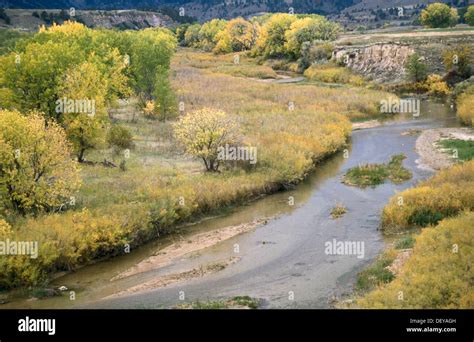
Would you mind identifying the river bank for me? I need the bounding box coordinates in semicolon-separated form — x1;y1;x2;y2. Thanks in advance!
0;99;457;309
0;48;389;300
416;127;474;170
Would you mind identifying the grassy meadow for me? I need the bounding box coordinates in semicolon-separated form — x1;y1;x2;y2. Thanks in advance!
0;47;394;289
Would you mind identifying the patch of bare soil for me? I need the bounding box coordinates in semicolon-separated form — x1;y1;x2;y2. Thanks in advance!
106;257;240;298
352;120;381;130
111;218;269;281
386;249;413;276
415;128;474;171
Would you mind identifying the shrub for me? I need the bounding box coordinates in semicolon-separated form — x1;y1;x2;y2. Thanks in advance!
405;53;428;82
142;100;159;119
304;64;364;86
442;45;472;79
173;108;241;172
0;218;12;237
456;85;474;126
358;212;474;308
394;235;415;249
382;161;474;231
355;249;397;293
0;110;81;215
107;125;134;153
425;74;450;96
330;204;347;219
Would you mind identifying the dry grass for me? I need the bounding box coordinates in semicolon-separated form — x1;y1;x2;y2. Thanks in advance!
382;161;474;232
1;48;396;289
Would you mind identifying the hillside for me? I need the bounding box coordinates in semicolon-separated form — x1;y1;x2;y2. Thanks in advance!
0;8;175;30
1;0;359;22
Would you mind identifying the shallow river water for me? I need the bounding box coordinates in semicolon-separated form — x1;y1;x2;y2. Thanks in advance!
3;100;459;309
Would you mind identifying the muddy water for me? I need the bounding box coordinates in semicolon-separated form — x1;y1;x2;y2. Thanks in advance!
2;100;458;309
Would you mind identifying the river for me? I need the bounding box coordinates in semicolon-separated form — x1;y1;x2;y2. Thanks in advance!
2;99;459;309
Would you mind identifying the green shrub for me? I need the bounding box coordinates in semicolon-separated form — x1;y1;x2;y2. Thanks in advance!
107;125;134;152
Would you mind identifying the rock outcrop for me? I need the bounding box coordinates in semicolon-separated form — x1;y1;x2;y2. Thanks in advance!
333;43;414;83
77;10;175;30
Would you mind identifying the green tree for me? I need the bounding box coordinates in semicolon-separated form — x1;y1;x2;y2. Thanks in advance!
175;23;190;45
420;3;458;28
465;5;474;26
449;8;460;27
0;41;84;121
405;53;428;82
129;28;177;102
153;65;177;121
184;23;201;47
59;62;108;162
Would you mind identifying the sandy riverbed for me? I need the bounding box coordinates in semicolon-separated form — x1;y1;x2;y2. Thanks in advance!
415;127;474;171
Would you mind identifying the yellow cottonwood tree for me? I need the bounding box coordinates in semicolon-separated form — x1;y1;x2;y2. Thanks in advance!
173;108;240;172
59;61;108;162
0;110;81;215
214;18;259;53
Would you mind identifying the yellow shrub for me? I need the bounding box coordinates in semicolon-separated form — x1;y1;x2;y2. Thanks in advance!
425;74;450;96
382;161;474;232
143;100;159;118
0;218;12;237
358;211;474;308
304;64;364;86
457;86;474;126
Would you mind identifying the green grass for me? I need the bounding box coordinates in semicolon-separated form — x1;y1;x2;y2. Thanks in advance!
330;204;347;219
438;139;474;162
343;154;412;187
394;235;415;249
355;250;396;293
